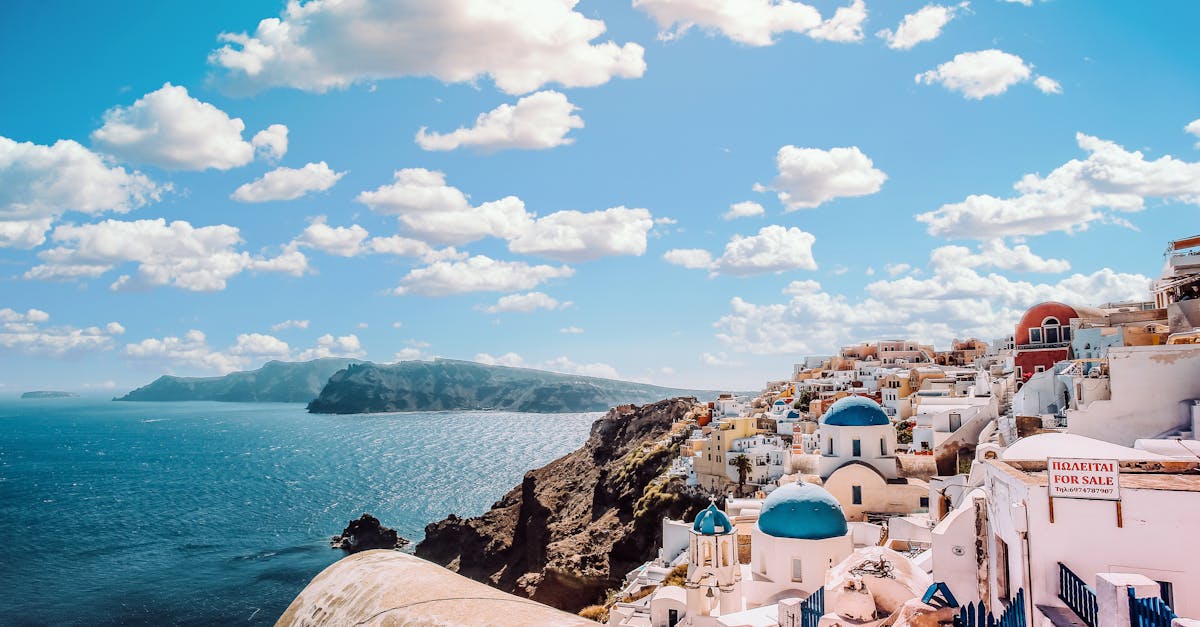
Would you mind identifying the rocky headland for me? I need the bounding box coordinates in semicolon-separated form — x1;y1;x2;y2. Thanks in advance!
115;358;363;403
330;513;409;553
307;359;716;414
414;397;710;612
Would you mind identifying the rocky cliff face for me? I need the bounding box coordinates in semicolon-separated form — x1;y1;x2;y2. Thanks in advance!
415;398;709;612
116;358;363;403
307;359;715;414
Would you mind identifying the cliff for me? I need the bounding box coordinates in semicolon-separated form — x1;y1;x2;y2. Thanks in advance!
307;359;716;414
115;358;363;403
415;398;709;612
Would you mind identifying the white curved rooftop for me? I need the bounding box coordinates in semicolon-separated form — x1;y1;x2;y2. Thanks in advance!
1001;433;1172;462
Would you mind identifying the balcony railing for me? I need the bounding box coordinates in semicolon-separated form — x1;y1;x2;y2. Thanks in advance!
1058;562;1098;627
1128;588;1176;627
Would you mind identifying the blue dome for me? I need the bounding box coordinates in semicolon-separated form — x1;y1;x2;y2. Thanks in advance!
786;410;800;419
693;504;733;535
757;482;848;540
821;396;889;427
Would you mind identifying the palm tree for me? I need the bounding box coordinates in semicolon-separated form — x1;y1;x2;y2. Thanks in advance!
732;454;752;496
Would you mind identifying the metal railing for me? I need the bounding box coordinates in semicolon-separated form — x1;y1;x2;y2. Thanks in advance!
1058;562;1098;627
1128;588;1176;627
799;587;824;627
954;589;1026;627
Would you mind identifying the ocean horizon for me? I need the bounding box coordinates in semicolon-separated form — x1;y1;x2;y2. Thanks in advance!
0;397;599;625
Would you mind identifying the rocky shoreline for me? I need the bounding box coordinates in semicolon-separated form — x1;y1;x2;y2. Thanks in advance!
414;398;710;612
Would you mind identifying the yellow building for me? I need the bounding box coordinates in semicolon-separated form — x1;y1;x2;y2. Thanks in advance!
693;416;759;492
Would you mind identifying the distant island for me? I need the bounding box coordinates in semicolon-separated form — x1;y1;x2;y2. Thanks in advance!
21;391;80;399
115;358;363;403
307;359;718;414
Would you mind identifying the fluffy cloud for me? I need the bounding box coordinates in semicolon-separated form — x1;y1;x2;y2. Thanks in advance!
91;83;282;171
25;218;307;291
295;333;365;361
508;207;654;262
756;145;886;210
231;162;345;202
665;225;818;276
1034;75;1062;95
209;0;645;95
291;218;369;257
475;351;620;378
358;169;655;260
723;201;765;220
560;326;584;334
0;308;123;356
394;255;573;296
252;124;289;161
876;2;966;50
416;91;583;152
633;0;865;46
929;240;1070;273
915;49;1057;99
126;329;365;374
917;132;1200;238
885;263;912;276
394;347;426;361
0;136;164;248
271;319;309;332
715;262;1149;355
701;351;744;367
484;292;570;313
1187;119;1200;147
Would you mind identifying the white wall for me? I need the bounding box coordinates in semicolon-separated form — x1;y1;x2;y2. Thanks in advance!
746;529;853;607
1067;345;1200;445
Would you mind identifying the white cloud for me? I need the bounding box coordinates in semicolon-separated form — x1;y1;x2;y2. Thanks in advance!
756;145;886;210
915;49;1043;99
209;0;645;95
296;333;365;361
251;124;289;161
666;225;818;276
91;83;280;171
231;162;345;202
633;0;865;46
394;255;573;297
392;322;404;329
876;2;966;50
542;356;620;379
807;0;867;42
271;319;310;332
508;206;654;262
475;352;528;367
917;132;1200;238
1187;119;1200;148
25;218;307;291
885;263;913;276
394;347;426;361
484;292;569;313
229;333;292;360
560;326;584;334
0;308;122;356
291;217;369;257
1003;0;1033;5
715;261;1149;356
723;200;765;220
1034;75;1062;95
701;351;744;367
358;169;655;260
416;91;583;152
0;136;164;248
929;240;1070;273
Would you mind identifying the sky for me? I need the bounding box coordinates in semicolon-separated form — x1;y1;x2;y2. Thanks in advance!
2;0;1199;393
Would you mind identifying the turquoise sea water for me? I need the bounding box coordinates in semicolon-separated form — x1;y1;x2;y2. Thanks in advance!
0;398;600;625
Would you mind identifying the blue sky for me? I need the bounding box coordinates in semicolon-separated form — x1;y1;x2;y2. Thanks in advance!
2;0;1198;393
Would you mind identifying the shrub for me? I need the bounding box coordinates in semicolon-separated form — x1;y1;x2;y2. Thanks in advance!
579;605;609;623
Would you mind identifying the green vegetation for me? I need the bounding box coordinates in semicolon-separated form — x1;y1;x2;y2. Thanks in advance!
731;454;752;496
895;419;914;445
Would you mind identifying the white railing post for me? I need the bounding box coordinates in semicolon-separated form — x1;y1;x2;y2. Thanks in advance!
1095;573;1160;627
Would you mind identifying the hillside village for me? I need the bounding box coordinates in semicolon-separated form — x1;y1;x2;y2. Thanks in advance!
604;236;1200;627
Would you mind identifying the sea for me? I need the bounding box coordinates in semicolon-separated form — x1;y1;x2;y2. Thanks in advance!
0;397;601;626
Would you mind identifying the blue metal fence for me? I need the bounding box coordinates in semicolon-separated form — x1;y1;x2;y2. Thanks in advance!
1059;562;1098;627
954;589;1026;627
800;587;824;627
1128;588;1177;627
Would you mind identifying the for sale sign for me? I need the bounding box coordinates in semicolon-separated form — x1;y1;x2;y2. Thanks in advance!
1047;458;1121;501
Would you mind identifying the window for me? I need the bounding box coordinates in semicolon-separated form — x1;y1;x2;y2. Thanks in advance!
703;543;712;565
995;536;1011;600
881;438;887;456
1034;365;1045;374
852;439;861;456
1157;581;1174;607
852;486;862;505
791;558;803;582
1062;326;1072;341
920;496;929;508
1015;366;1023;379
827;437;834;455
669;609;679;627
1029;328;1043;343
